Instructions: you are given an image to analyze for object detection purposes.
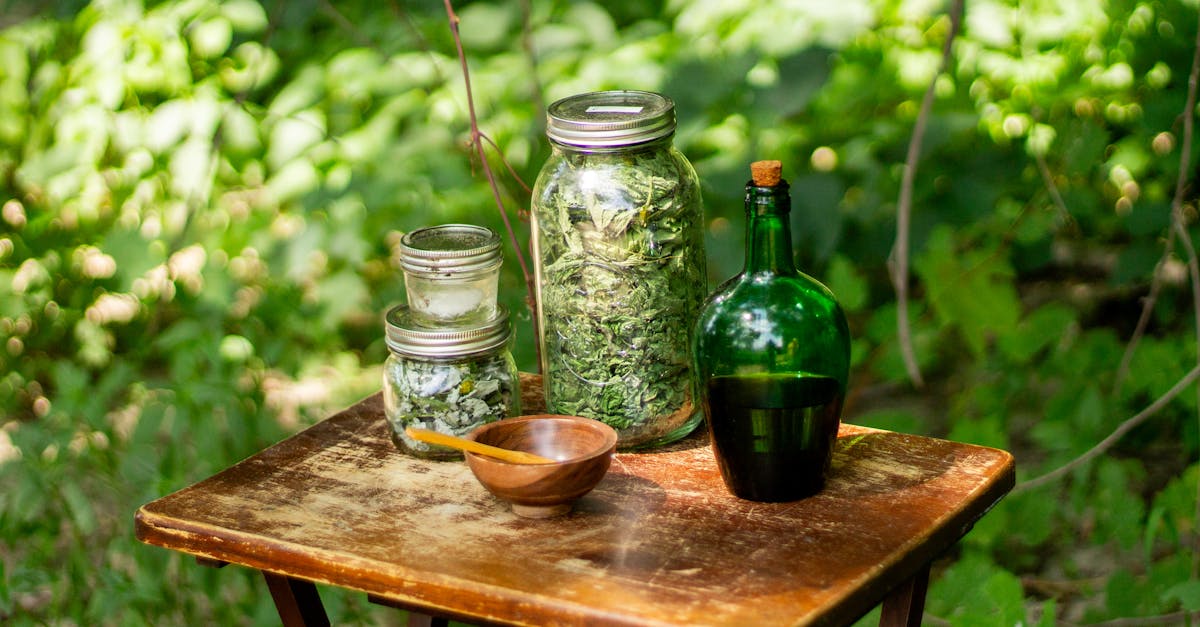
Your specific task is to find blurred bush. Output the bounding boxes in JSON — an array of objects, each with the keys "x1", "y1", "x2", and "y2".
[{"x1": 1, "y1": 0, "x2": 1199, "y2": 624}]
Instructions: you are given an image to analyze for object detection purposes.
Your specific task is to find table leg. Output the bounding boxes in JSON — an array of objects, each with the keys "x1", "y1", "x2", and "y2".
[
  {"x1": 262, "y1": 571, "x2": 331, "y2": 627},
  {"x1": 405, "y1": 613, "x2": 450, "y2": 627},
  {"x1": 368, "y1": 593, "x2": 449, "y2": 627},
  {"x1": 879, "y1": 562, "x2": 931, "y2": 627}
]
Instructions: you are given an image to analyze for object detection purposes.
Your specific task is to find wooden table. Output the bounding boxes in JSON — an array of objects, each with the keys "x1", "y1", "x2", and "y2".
[{"x1": 135, "y1": 375, "x2": 1013, "y2": 627}]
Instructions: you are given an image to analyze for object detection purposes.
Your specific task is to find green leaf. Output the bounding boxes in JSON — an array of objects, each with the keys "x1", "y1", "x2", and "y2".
[
  {"x1": 1091, "y1": 458, "x2": 1146, "y2": 550},
  {"x1": 914, "y1": 226, "x2": 1020, "y2": 358},
  {"x1": 221, "y1": 0, "x2": 268, "y2": 34},
  {"x1": 1112, "y1": 240, "x2": 1164, "y2": 286},
  {"x1": 61, "y1": 481, "x2": 97, "y2": 536},
  {"x1": 822, "y1": 255, "x2": 867, "y2": 312},
  {"x1": 267, "y1": 108, "x2": 325, "y2": 170},
  {"x1": 457, "y1": 2, "x2": 516, "y2": 52},
  {"x1": 852, "y1": 409, "x2": 923, "y2": 434},
  {"x1": 102, "y1": 229, "x2": 164, "y2": 290},
  {"x1": 565, "y1": 3, "x2": 617, "y2": 46},
  {"x1": 315, "y1": 270, "x2": 368, "y2": 324},
  {"x1": 946, "y1": 414, "x2": 1008, "y2": 450},
  {"x1": 1037, "y1": 598, "x2": 1057, "y2": 627},
  {"x1": 268, "y1": 66, "x2": 324, "y2": 118},
  {"x1": 997, "y1": 303, "x2": 1075, "y2": 364},
  {"x1": 188, "y1": 17, "x2": 232, "y2": 59},
  {"x1": 1124, "y1": 201, "x2": 1171, "y2": 236},
  {"x1": 1149, "y1": 463, "x2": 1198, "y2": 548},
  {"x1": 168, "y1": 138, "x2": 213, "y2": 198},
  {"x1": 146, "y1": 100, "x2": 191, "y2": 153},
  {"x1": 1104, "y1": 569, "x2": 1142, "y2": 617},
  {"x1": 265, "y1": 158, "x2": 320, "y2": 203},
  {"x1": 1164, "y1": 580, "x2": 1200, "y2": 611},
  {"x1": 928, "y1": 552, "x2": 1026, "y2": 627}
]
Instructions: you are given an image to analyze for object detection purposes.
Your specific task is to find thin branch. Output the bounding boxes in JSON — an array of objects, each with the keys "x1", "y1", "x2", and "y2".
[
  {"x1": 443, "y1": 0, "x2": 533, "y2": 284},
  {"x1": 1113, "y1": 235, "x2": 1174, "y2": 392},
  {"x1": 1074, "y1": 610, "x2": 1200, "y2": 627},
  {"x1": 1013, "y1": 363, "x2": 1200, "y2": 493},
  {"x1": 1034, "y1": 151, "x2": 1077, "y2": 233},
  {"x1": 442, "y1": 0, "x2": 541, "y2": 368},
  {"x1": 890, "y1": 0, "x2": 963, "y2": 389},
  {"x1": 1175, "y1": 5, "x2": 1200, "y2": 581},
  {"x1": 1118, "y1": 5, "x2": 1200, "y2": 394},
  {"x1": 481, "y1": 134, "x2": 532, "y2": 195}
]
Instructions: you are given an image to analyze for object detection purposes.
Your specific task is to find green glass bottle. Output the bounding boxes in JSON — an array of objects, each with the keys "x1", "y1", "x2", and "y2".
[{"x1": 692, "y1": 160, "x2": 851, "y2": 502}]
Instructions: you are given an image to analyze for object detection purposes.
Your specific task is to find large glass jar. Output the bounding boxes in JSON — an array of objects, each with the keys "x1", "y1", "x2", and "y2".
[
  {"x1": 382, "y1": 304, "x2": 521, "y2": 460},
  {"x1": 530, "y1": 90, "x2": 707, "y2": 449}
]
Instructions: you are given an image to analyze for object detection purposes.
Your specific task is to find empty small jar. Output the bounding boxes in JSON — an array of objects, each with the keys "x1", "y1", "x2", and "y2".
[{"x1": 400, "y1": 224, "x2": 503, "y2": 326}]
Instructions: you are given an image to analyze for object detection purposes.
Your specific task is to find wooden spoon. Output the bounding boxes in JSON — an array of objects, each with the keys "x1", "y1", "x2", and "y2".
[{"x1": 404, "y1": 427, "x2": 555, "y2": 464}]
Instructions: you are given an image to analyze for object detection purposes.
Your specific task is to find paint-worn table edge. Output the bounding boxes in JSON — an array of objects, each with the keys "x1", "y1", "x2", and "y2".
[{"x1": 134, "y1": 386, "x2": 1015, "y2": 627}]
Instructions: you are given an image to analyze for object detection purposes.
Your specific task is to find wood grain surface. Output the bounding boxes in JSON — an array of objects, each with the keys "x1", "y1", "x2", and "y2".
[{"x1": 135, "y1": 374, "x2": 1014, "y2": 626}]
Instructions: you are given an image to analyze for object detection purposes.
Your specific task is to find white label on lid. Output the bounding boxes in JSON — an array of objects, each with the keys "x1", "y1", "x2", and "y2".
[{"x1": 585, "y1": 105, "x2": 644, "y2": 114}]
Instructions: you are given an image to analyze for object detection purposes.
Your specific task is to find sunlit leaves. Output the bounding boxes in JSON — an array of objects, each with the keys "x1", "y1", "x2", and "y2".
[
  {"x1": 218, "y1": 41, "x2": 280, "y2": 93},
  {"x1": 1, "y1": 0, "x2": 1199, "y2": 624},
  {"x1": 671, "y1": 0, "x2": 874, "y2": 56},
  {"x1": 220, "y1": 0, "x2": 268, "y2": 34},
  {"x1": 188, "y1": 16, "x2": 232, "y2": 59},
  {"x1": 928, "y1": 552, "x2": 1027, "y2": 626},
  {"x1": 457, "y1": 2, "x2": 518, "y2": 52},
  {"x1": 914, "y1": 226, "x2": 1021, "y2": 358}
]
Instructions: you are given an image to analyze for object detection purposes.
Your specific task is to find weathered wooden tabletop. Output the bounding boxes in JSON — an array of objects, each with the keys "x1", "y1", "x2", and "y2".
[{"x1": 135, "y1": 375, "x2": 1014, "y2": 627}]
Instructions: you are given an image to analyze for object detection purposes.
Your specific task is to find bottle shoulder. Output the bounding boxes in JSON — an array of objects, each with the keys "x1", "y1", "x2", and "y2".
[{"x1": 700, "y1": 271, "x2": 844, "y2": 317}]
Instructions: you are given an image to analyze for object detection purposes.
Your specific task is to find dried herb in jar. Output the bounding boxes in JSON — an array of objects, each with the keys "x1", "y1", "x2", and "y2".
[
  {"x1": 384, "y1": 355, "x2": 517, "y2": 442},
  {"x1": 382, "y1": 304, "x2": 520, "y2": 459},
  {"x1": 534, "y1": 144, "x2": 706, "y2": 442}
]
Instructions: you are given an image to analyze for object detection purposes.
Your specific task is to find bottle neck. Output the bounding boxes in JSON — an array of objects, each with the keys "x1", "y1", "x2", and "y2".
[{"x1": 744, "y1": 182, "x2": 797, "y2": 275}]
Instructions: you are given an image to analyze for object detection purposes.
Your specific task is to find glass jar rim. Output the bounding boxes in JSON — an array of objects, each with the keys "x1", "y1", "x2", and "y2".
[
  {"x1": 546, "y1": 90, "x2": 676, "y2": 148},
  {"x1": 399, "y1": 224, "x2": 503, "y2": 276},
  {"x1": 385, "y1": 304, "x2": 511, "y2": 358}
]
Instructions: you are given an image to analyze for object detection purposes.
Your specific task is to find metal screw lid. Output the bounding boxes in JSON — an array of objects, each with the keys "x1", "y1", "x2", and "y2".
[
  {"x1": 545, "y1": 90, "x2": 676, "y2": 148},
  {"x1": 399, "y1": 224, "x2": 503, "y2": 277},
  {"x1": 385, "y1": 304, "x2": 512, "y2": 358}
]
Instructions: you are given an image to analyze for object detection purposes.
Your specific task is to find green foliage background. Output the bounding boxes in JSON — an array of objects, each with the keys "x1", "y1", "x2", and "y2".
[{"x1": 2, "y1": 0, "x2": 1200, "y2": 624}]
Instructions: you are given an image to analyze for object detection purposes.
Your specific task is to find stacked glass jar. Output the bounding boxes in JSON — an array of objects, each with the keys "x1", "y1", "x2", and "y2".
[{"x1": 382, "y1": 224, "x2": 521, "y2": 460}]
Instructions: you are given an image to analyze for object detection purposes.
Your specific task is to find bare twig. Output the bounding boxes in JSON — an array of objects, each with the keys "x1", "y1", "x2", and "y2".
[
  {"x1": 1113, "y1": 235, "x2": 1175, "y2": 392},
  {"x1": 1175, "y1": 6, "x2": 1200, "y2": 580},
  {"x1": 480, "y1": 134, "x2": 532, "y2": 195},
  {"x1": 1013, "y1": 363, "x2": 1200, "y2": 493},
  {"x1": 1034, "y1": 151, "x2": 1077, "y2": 232},
  {"x1": 1117, "y1": 6, "x2": 1200, "y2": 396},
  {"x1": 889, "y1": 0, "x2": 963, "y2": 389},
  {"x1": 1074, "y1": 610, "x2": 1200, "y2": 627},
  {"x1": 442, "y1": 0, "x2": 540, "y2": 368}
]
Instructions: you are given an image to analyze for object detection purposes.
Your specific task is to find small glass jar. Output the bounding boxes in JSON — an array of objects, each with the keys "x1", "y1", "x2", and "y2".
[
  {"x1": 399, "y1": 224, "x2": 503, "y2": 326},
  {"x1": 382, "y1": 304, "x2": 521, "y2": 460},
  {"x1": 530, "y1": 90, "x2": 707, "y2": 449}
]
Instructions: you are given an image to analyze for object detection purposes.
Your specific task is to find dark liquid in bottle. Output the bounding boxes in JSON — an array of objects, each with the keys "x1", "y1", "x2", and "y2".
[{"x1": 704, "y1": 373, "x2": 842, "y2": 502}]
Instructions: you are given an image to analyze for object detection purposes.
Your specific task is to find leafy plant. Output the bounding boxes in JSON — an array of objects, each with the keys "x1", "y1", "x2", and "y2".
[{"x1": 1, "y1": 0, "x2": 1199, "y2": 624}]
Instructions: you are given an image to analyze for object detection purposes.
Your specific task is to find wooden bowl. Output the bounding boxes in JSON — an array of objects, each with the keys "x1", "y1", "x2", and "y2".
[{"x1": 464, "y1": 415, "x2": 617, "y2": 518}]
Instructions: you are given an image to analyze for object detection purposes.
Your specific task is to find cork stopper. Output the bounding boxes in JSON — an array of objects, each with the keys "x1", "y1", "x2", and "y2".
[{"x1": 751, "y1": 160, "x2": 782, "y2": 186}]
